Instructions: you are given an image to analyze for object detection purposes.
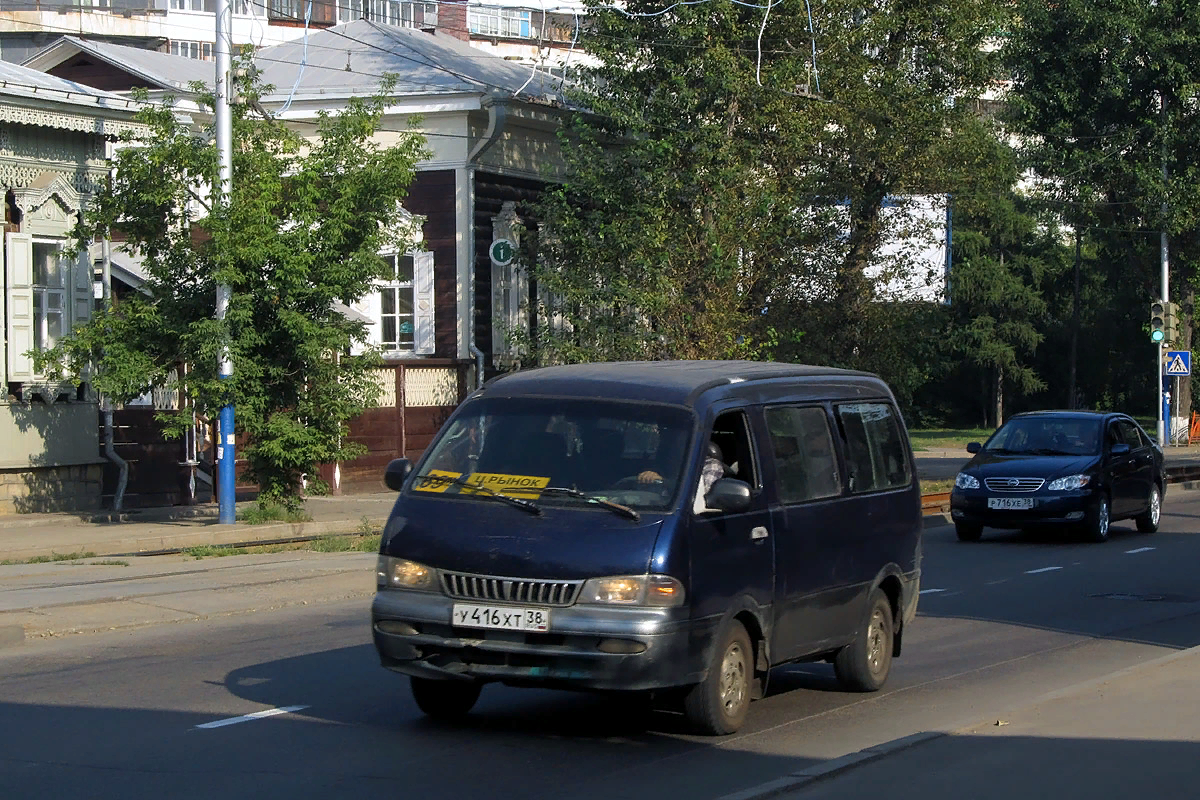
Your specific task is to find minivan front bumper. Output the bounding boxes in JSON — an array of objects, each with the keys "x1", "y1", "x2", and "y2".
[{"x1": 372, "y1": 590, "x2": 708, "y2": 692}]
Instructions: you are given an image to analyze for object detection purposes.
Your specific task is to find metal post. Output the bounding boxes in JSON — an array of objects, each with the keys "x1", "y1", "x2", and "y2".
[
  {"x1": 1069, "y1": 225, "x2": 1080, "y2": 408},
  {"x1": 1157, "y1": 95, "x2": 1170, "y2": 447},
  {"x1": 215, "y1": 0, "x2": 236, "y2": 524}
]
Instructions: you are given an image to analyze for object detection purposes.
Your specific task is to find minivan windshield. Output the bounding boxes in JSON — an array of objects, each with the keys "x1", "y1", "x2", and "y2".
[
  {"x1": 410, "y1": 397, "x2": 695, "y2": 512},
  {"x1": 984, "y1": 417, "x2": 1102, "y2": 457}
]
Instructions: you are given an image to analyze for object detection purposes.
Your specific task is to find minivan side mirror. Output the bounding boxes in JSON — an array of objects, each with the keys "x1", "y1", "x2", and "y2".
[
  {"x1": 384, "y1": 458, "x2": 412, "y2": 491},
  {"x1": 966, "y1": 442, "x2": 982, "y2": 454},
  {"x1": 706, "y1": 478, "x2": 752, "y2": 513}
]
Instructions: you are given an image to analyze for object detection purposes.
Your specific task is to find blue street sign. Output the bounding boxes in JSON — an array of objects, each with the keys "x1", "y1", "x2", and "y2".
[{"x1": 1164, "y1": 350, "x2": 1191, "y2": 376}]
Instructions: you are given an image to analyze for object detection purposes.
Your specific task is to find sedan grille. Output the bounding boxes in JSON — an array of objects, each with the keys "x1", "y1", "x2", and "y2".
[
  {"x1": 984, "y1": 477, "x2": 1045, "y2": 492},
  {"x1": 440, "y1": 571, "x2": 582, "y2": 607}
]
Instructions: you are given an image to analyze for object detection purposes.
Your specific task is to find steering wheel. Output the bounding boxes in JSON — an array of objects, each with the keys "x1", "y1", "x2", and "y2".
[{"x1": 614, "y1": 475, "x2": 662, "y2": 489}]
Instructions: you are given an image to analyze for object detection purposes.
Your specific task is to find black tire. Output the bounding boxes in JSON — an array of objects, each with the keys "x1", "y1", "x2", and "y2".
[
  {"x1": 683, "y1": 620, "x2": 753, "y2": 735},
  {"x1": 1135, "y1": 484, "x2": 1161, "y2": 533},
  {"x1": 955, "y1": 521, "x2": 983, "y2": 542},
  {"x1": 1084, "y1": 494, "x2": 1111, "y2": 543},
  {"x1": 411, "y1": 677, "x2": 482, "y2": 719},
  {"x1": 834, "y1": 589, "x2": 894, "y2": 692}
]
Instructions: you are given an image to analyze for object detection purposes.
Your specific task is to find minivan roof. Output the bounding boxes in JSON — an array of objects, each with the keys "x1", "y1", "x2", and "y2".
[{"x1": 479, "y1": 360, "x2": 878, "y2": 407}]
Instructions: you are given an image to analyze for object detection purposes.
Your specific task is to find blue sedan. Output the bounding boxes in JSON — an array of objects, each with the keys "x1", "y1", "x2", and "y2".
[{"x1": 949, "y1": 411, "x2": 1164, "y2": 543}]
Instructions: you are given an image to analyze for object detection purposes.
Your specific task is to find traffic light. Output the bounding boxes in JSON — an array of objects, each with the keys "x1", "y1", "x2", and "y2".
[
  {"x1": 1163, "y1": 301, "x2": 1179, "y2": 345},
  {"x1": 1151, "y1": 301, "x2": 1167, "y2": 343}
]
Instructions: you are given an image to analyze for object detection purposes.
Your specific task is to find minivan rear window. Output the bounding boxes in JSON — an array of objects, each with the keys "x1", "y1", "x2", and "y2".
[
  {"x1": 411, "y1": 397, "x2": 695, "y2": 510},
  {"x1": 836, "y1": 403, "x2": 911, "y2": 493},
  {"x1": 765, "y1": 406, "x2": 841, "y2": 503}
]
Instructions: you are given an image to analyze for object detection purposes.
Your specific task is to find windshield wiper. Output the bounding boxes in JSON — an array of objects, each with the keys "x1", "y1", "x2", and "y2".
[
  {"x1": 415, "y1": 473, "x2": 542, "y2": 515},
  {"x1": 540, "y1": 487, "x2": 641, "y2": 521},
  {"x1": 1031, "y1": 448, "x2": 1072, "y2": 456}
]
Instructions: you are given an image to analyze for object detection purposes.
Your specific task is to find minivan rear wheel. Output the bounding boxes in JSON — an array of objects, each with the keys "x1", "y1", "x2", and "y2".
[
  {"x1": 834, "y1": 589, "x2": 894, "y2": 692},
  {"x1": 411, "y1": 677, "x2": 482, "y2": 719},
  {"x1": 684, "y1": 620, "x2": 752, "y2": 735}
]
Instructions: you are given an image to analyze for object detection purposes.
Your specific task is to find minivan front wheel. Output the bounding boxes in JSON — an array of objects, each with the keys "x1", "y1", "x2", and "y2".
[
  {"x1": 411, "y1": 677, "x2": 482, "y2": 719},
  {"x1": 684, "y1": 620, "x2": 752, "y2": 735},
  {"x1": 834, "y1": 589, "x2": 894, "y2": 692}
]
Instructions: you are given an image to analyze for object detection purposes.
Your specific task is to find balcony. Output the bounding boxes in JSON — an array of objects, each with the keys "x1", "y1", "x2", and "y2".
[{"x1": 0, "y1": 0, "x2": 167, "y2": 13}]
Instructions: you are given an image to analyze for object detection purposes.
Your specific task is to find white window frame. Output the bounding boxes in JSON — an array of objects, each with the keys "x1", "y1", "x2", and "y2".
[
  {"x1": 469, "y1": 7, "x2": 532, "y2": 38},
  {"x1": 378, "y1": 252, "x2": 416, "y2": 353},
  {"x1": 375, "y1": 250, "x2": 435, "y2": 356},
  {"x1": 31, "y1": 239, "x2": 67, "y2": 358},
  {"x1": 170, "y1": 40, "x2": 214, "y2": 61}
]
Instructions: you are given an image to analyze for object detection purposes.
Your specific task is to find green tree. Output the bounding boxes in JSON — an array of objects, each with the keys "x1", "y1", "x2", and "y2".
[
  {"x1": 1004, "y1": 0, "x2": 1200, "y2": 420},
  {"x1": 38, "y1": 65, "x2": 428, "y2": 509},
  {"x1": 533, "y1": 0, "x2": 1010, "y2": 378}
]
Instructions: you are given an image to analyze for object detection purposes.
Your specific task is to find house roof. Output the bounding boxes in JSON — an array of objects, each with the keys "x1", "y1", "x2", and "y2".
[
  {"x1": 0, "y1": 58, "x2": 140, "y2": 113},
  {"x1": 20, "y1": 36, "x2": 212, "y2": 92},
  {"x1": 254, "y1": 19, "x2": 566, "y2": 105},
  {"x1": 21, "y1": 23, "x2": 568, "y2": 110}
]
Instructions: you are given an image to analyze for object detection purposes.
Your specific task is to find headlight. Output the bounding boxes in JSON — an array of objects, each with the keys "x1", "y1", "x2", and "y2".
[
  {"x1": 1048, "y1": 474, "x2": 1091, "y2": 491},
  {"x1": 577, "y1": 575, "x2": 685, "y2": 607},
  {"x1": 954, "y1": 472, "x2": 980, "y2": 490},
  {"x1": 376, "y1": 556, "x2": 438, "y2": 591}
]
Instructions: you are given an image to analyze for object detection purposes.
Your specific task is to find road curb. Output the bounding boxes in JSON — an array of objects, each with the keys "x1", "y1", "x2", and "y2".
[
  {"x1": 715, "y1": 732, "x2": 945, "y2": 800},
  {"x1": 0, "y1": 517, "x2": 388, "y2": 562}
]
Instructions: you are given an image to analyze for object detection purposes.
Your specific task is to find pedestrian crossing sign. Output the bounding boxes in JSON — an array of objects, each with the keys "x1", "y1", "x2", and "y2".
[{"x1": 1164, "y1": 350, "x2": 1191, "y2": 376}]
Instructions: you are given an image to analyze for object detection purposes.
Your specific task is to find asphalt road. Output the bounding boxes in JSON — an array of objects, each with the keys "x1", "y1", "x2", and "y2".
[{"x1": 3, "y1": 494, "x2": 1200, "y2": 800}]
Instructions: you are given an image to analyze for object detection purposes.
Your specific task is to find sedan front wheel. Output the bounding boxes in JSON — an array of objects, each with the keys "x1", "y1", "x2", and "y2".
[
  {"x1": 1084, "y1": 494, "x2": 1111, "y2": 543},
  {"x1": 1135, "y1": 485, "x2": 1161, "y2": 533}
]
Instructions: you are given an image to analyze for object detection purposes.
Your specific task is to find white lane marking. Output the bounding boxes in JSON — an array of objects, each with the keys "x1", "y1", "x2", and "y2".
[
  {"x1": 985, "y1": 579, "x2": 1009, "y2": 586},
  {"x1": 1125, "y1": 547, "x2": 1156, "y2": 554},
  {"x1": 1025, "y1": 566, "x2": 1063, "y2": 574},
  {"x1": 195, "y1": 705, "x2": 309, "y2": 730},
  {"x1": 919, "y1": 588, "x2": 947, "y2": 595}
]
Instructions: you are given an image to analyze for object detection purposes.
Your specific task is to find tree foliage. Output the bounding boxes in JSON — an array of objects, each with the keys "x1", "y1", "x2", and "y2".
[
  {"x1": 531, "y1": 0, "x2": 1010, "y2": 388},
  {"x1": 39, "y1": 63, "x2": 428, "y2": 507},
  {"x1": 1004, "y1": 0, "x2": 1200, "y2": 418}
]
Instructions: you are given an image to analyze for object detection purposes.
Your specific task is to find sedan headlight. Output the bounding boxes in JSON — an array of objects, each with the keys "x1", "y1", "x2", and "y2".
[
  {"x1": 376, "y1": 556, "x2": 438, "y2": 591},
  {"x1": 954, "y1": 472, "x2": 980, "y2": 490},
  {"x1": 1048, "y1": 474, "x2": 1091, "y2": 491},
  {"x1": 577, "y1": 575, "x2": 685, "y2": 607}
]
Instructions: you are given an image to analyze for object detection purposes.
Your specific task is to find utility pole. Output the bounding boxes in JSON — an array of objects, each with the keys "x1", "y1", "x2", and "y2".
[
  {"x1": 215, "y1": 0, "x2": 236, "y2": 524},
  {"x1": 1069, "y1": 224, "x2": 1080, "y2": 409},
  {"x1": 1157, "y1": 95, "x2": 1170, "y2": 448}
]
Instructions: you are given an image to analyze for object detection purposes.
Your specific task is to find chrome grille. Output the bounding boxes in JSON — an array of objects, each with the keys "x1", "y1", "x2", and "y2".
[
  {"x1": 984, "y1": 477, "x2": 1045, "y2": 492},
  {"x1": 440, "y1": 571, "x2": 582, "y2": 607}
]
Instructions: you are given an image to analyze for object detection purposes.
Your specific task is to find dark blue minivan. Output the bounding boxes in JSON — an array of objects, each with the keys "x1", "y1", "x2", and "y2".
[{"x1": 372, "y1": 361, "x2": 922, "y2": 734}]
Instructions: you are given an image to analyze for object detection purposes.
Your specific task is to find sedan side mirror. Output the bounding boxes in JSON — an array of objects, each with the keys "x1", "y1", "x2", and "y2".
[
  {"x1": 706, "y1": 478, "x2": 752, "y2": 513},
  {"x1": 966, "y1": 442, "x2": 982, "y2": 454},
  {"x1": 384, "y1": 458, "x2": 412, "y2": 491}
]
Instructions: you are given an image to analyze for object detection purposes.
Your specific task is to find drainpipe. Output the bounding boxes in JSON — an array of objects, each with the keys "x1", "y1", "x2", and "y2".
[
  {"x1": 100, "y1": 237, "x2": 128, "y2": 512},
  {"x1": 467, "y1": 165, "x2": 485, "y2": 390},
  {"x1": 465, "y1": 101, "x2": 509, "y2": 390}
]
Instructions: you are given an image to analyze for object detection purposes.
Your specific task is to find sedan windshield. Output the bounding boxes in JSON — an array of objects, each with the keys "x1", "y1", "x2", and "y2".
[
  {"x1": 985, "y1": 417, "x2": 1101, "y2": 456},
  {"x1": 410, "y1": 397, "x2": 694, "y2": 511}
]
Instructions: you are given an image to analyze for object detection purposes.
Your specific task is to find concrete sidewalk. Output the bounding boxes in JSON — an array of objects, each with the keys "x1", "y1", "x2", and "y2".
[
  {"x1": 723, "y1": 644, "x2": 1200, "y2": 800},
  {"x1": 0, "y1": 492, "x2": 397, "y2": 562}
]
